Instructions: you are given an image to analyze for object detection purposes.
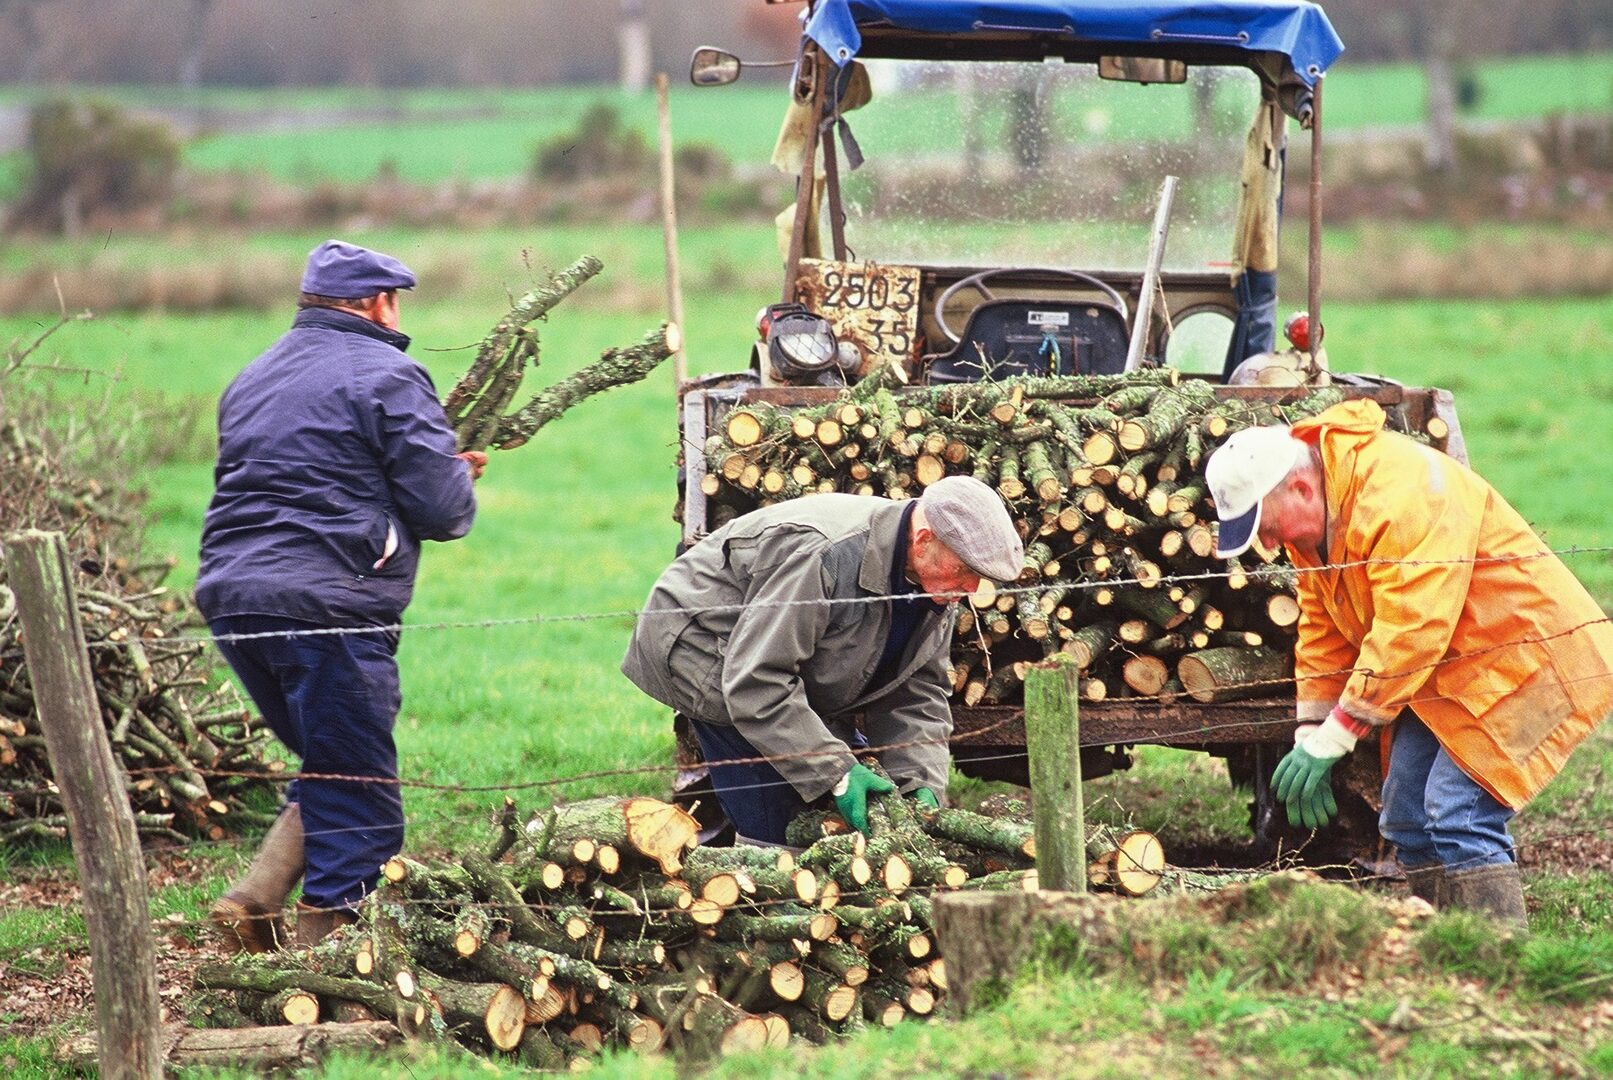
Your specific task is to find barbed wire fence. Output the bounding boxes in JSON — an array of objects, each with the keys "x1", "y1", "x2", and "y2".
[{"x1": 4, "y1": 528, "x2": 1613, "y2": 1066}]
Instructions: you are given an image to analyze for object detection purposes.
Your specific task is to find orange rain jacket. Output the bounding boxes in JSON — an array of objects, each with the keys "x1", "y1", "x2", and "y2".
[{"x1": 1284, "y1": 399, "x2": 1613, "y2": 809}]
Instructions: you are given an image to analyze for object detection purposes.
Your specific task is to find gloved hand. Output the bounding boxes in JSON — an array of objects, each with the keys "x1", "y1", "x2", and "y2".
[
  {"x1": 1272, "y1": 708, "x2": 1367, "y2": 830},
  {"x1": 832, "y1": 764, "x2": 896, "y2": 834},
  {"x1": 909, "y1": 787, "x2": 940, "y2": 810}
]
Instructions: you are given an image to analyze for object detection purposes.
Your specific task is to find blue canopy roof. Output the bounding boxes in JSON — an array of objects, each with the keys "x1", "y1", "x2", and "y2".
[{"x1": 805, "y1": 0, "x2": 1344, "y2": 86}]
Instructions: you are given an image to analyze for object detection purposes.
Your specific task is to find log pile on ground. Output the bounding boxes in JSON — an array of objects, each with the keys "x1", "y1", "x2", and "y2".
[
  {"x1": 1, "y1": 331, "x2": 278, "y2": 846},
  {"x1": 445, "y1": 255, "x2": 680, "y2": 453},
  {"x1": 191, "y1": 791, "x2": 1201, "y2": 1065},
  {"x1": 696, "y1": 369, "x2": 1356, "y2": 707}
]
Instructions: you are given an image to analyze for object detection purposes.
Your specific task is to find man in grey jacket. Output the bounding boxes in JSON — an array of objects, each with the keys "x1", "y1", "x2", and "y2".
[{"x1": 623, "y1": 476, "x2": 1022, "y2": 845}]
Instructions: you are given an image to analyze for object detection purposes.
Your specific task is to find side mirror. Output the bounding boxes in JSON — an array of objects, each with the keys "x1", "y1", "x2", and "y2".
[
  {"x1": 690, "y1": 47, "x2": 742, "y2": 87},
  {"x1": 1098, "y1": 56, "x2": 1188, "y2": 85}
]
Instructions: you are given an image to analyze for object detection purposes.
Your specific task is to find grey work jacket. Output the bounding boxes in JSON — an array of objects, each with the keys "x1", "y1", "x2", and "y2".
[{"x1": 622, "y1": 495, "x2": 955, "y2": 802}]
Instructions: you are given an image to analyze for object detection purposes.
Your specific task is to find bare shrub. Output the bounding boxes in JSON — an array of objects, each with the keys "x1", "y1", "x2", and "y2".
[
  {"x1": 531, "y1": 103, "x2": 650, "y2": 182},
  {"x1": 5, "y1": 99, "x2": 181, "y2": 236}
]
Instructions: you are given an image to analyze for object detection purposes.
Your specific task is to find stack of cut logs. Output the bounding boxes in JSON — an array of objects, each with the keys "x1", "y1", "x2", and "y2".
[
  {"x1": 0, "y1": 416, "x2": 279, "y2": 846},
  {"x1": 194, "y1": 792, "x2": 1180, "y2": 1065},
  {"x1": 697, "y1": 370, "x2": 1354, "y2": 707}
]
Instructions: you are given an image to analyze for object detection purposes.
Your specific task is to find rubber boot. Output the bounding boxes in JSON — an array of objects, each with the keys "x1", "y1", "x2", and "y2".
[
  {"x1": 1446, "y1": 863, "x2": 1528, "y2": 928},
  {"x1": 292, "y1": 901, "x2": 358, "y2": 948},
  {"x1": 1403, "y1": 864, "x2": 1448, "y2": 910},
  {"x1": 208, "y1": 803, "x2": 304, "y2": 953}
]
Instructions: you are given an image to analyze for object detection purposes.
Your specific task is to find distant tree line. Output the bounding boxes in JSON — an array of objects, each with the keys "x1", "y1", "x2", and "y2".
[
  {"x1": 0, "y1": 0, "x2": 1607, "y2": 89},
  {"x1": 0, "y1": 0, "x2": 799, "y2": 87}
]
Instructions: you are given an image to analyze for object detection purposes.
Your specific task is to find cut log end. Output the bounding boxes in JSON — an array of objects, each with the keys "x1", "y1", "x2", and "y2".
[
  {"x1": 486, "y1": 984, "x2": 528, "y2": 1052},
  {"x1": 1113, "y1": 830, "x2": 1166, "y2": 897}
]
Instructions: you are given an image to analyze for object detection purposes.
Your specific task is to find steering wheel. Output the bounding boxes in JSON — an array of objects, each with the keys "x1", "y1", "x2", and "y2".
[{"x1": 933, "y1": 267, "x2": 1129, "y2": 345}]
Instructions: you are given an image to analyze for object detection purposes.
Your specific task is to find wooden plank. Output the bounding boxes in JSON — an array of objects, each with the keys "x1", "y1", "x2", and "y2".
[
  {"x1": 3, "y1": 530, "x2": 162, "y2": 1080},
  {"x1": 951, "y1": 700, "x2": 1297, "y2": 748},
  {"x1": 681, "y1": 391, "x2": 711, "y2": 549},
  {"x1": 1023, "y1": 655, "x2": 1084, "y2": 893},
  {"x1": 60, "y1": 1021, "x2": 403, "y2": 1071}
]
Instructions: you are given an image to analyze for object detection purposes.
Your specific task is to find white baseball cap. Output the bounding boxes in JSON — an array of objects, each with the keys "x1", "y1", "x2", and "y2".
[{"x1": 1204, "y1": 426, "x2": 1307, "y2": 558}]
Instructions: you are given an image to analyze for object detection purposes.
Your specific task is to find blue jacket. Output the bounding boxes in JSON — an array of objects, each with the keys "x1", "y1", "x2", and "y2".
[{"x1": 196, "y1": 307, "x2": 476, "y2": 628}]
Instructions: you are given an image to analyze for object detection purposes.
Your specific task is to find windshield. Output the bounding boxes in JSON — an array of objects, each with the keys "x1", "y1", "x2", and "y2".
[{"x1": 836, "y1": 59, "x2": 1264, "y2": 273}]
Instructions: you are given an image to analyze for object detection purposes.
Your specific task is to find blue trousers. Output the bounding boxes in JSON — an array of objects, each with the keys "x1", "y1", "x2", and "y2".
[
  {"x1": 692, "y1": 720, "x2": 865, "y2": 845},
  {"x1": 1379, "y1": 712, "x2": 1516, "y2": 873},
  {"x1": 211, "y1": 615, "x2": 404, "y2": 910}
]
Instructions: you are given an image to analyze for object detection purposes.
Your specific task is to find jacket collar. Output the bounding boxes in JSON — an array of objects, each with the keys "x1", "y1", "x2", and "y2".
[
  {"x1": 1290, "y1": 398, "x2": 1385, "y2": 574},
  {"x1": 858, "y1": 500, "x2": 908, "y2": 594},
  {"x1": 292, "y1": 306, "x2": 412, "y2": 352}
]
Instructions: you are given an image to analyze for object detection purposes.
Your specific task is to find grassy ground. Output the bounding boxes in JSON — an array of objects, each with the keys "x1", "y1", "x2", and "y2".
[{"x1": 1, "y1": 216, "x2": 1611, "y2": 1075}]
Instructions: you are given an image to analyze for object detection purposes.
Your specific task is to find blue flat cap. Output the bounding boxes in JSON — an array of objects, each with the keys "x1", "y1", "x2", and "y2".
[{"x1": 300, "y1": 240, "x2": 417, "y2": 298}]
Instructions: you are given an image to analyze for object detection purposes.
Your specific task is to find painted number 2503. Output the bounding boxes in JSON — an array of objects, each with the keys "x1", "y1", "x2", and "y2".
[{"x1": 823, "y1": 269, "x2": 914, "y2": 312}]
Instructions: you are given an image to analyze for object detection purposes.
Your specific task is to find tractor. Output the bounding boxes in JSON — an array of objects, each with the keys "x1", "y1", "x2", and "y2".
[{"x1": 672, "y1": 0, "x2": 1464, "y2": 860}]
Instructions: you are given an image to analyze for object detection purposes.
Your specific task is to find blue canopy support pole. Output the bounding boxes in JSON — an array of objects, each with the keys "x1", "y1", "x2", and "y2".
[
  {"x1": 1305, "y1": 77, "x2": 1324, "y2": 362},
  {"x1": 784, "y1": 44, "x2": 828, "y2": 304}
]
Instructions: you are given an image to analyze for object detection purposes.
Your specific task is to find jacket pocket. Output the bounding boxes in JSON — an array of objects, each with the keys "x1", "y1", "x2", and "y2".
[
  {"x1": 1469, "y1": 643, "x2": 1574, "y2": 763},
  {"x1": 667, "y1": 619, "x2": 727, "y2": 721},
  {"x1": 370, "y1": 514, "x2": 399, "y2": 571}
]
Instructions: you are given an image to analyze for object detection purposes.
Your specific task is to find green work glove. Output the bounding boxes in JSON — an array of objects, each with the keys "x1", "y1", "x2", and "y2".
[
  {"x1": 1271, "y1": 710, "x2": 1362, "y2": 830},
  {"x1": 832, "y1": 764, "x2": 896, "y2": 835},
  {"x1": 910, "y1": 787, "x2": 941, "y2": 810},
  {"x1": 1271, "y1": 745, "x2": 1340, "y2": 829}
]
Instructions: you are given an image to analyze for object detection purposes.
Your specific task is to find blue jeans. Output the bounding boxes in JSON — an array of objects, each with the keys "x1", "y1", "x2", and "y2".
[
  {"x1": 211, "y1": 615, "x2": 404, "y2": 910},
  {"x1": 691, "y1": 720, "x2": 866, "y2": 845},
  {"x1": 1379, "y1": 712, "x2": 1515, "y2": 872}
]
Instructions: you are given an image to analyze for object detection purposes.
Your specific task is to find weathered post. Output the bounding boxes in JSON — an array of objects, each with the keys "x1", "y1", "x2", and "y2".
[
  {"x1": 1023, "y1": 653, "x2": 1085, "y2": 893},
  {"x1": 934, "y1": 654, "x2": 1093, "y2": 1014},
  {"x1": 3, "y1": 529, "x2": 163, "y2": 1080},
  {"x1": 654, "y1": 71, "x2": 689, "y2": 387}
]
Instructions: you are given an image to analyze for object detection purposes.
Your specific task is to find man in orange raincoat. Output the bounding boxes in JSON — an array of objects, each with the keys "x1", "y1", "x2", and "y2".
[{"x1": 1207, "y1": 399, "x2": 1613, "y2": 924}]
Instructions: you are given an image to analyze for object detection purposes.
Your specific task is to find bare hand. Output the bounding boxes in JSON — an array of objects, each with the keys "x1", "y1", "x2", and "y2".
[{"x1": 456, "y1": 450, "x2": 488, "y2": 481}]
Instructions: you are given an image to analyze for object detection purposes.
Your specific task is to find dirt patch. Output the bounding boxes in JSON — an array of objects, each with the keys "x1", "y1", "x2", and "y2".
[
  {"x1": 0, "y1": 851, "x2": 220, "y2": 1042},
  {"x1": 1520, "y1": 830, "x2": 1613, "y2": 876}
]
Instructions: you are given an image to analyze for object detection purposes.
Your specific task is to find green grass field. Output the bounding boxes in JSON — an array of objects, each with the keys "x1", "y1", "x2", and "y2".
[{"x1": 1, "y1": 50, "x2": 1609, "y2": 189}]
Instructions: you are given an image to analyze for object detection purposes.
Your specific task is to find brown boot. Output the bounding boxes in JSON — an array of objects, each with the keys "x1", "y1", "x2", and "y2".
[
  {"x1": 1446, "y1": 863, "x2": 1528, "y2": 928},
  {"x1": 1403, "y1": 864, "x2": 1449, "y2": 909},
  {"x1": 209, "y1": 803, "x2": 304, "y2": 954},
  {"x1": 292, "y1": 901, "x2": 358, "y2": 948}
]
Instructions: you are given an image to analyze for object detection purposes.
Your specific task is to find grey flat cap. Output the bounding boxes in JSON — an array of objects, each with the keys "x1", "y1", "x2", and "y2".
[{"x1": 920, "y1": 475, "x2": 1023, "y2": 582}]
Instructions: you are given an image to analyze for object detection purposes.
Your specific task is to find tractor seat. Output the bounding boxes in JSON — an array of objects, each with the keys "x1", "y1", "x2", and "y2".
[{"x1": 923, "y1": 299, "x2": 1130, "y2": 384}]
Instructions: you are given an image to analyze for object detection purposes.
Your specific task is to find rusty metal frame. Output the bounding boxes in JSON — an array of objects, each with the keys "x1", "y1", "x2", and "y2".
[{"x1": 783, "y1": 42, "x2": 829, "y2": 304}]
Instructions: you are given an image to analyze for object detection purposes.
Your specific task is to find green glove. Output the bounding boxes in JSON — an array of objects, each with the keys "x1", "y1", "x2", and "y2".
[
  {"x1": 832, "y1": 764, "x2": 896, "y2": 834},
  {"x1": 1272, "y1": 709, "x2": 1364, "y2": 830},
  {"x1": 910, "y1": 787, "x2": 941, "y2": 810},
  {"x1": 1271, "y1": 745, "x2": 1340, "y2": 830}
]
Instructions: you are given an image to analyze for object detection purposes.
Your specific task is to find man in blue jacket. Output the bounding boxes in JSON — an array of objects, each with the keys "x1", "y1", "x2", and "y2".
[{"x1": 199, "y1": 240, "x2": 483, "y2": 950}]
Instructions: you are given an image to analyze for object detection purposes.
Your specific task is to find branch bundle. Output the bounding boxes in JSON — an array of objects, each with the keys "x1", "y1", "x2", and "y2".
[
  {"x1": 697, "y1": 370, "x2": 1356, "y2": 706},
  {"x1": 446, "y1": 255, "x2": 681, "y2": 452},
  {"x1": 1, "y1": 397, "x2": 277, "y2": 847}
]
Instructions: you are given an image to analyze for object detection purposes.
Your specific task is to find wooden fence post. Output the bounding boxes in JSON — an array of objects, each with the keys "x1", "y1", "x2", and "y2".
[
  {"x1": 3, "y1": 529, "x2": 163, "y2": 1080},
  {"x1": 655, "y1": 71, "x2": 688, "y2": 387},
  {"x1": 1023, "y1": 653, "x2": 1085, "y2": 893}
]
